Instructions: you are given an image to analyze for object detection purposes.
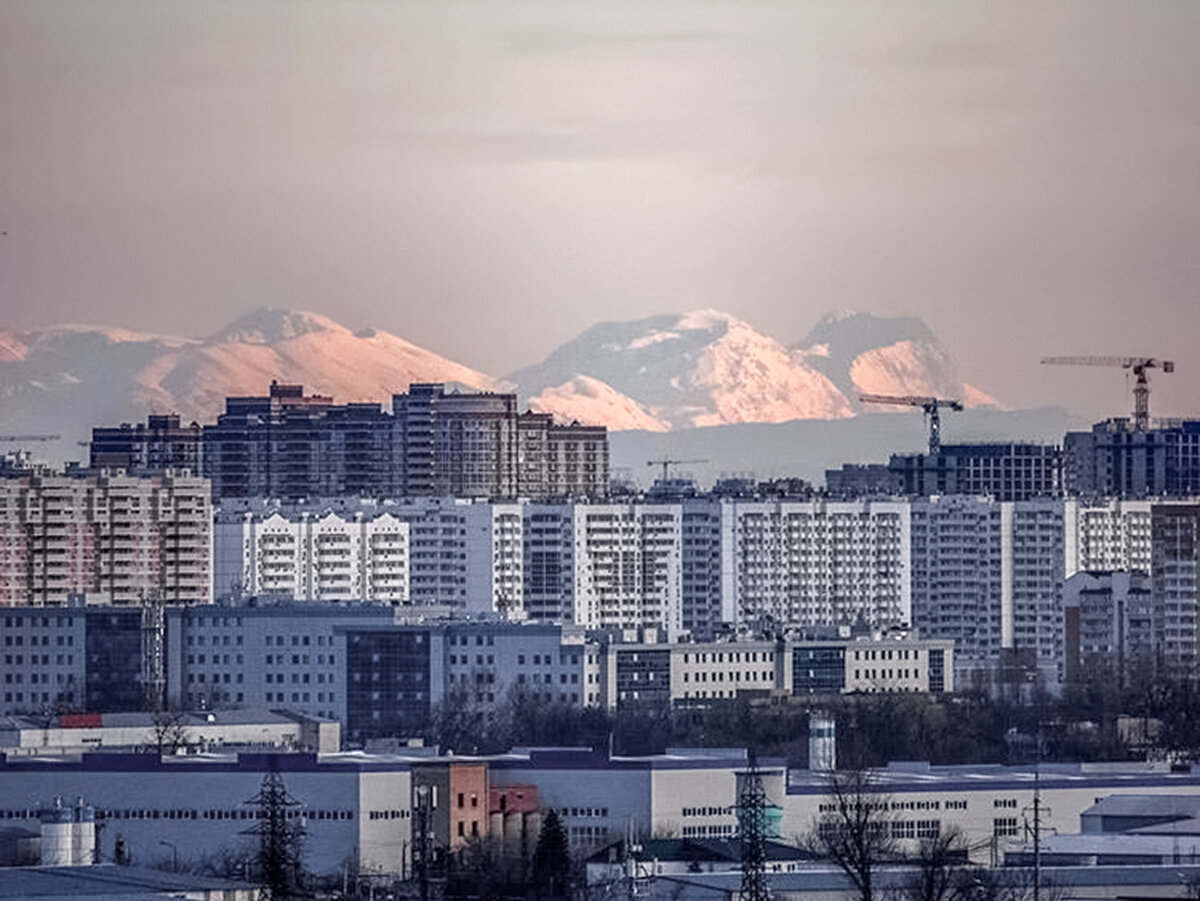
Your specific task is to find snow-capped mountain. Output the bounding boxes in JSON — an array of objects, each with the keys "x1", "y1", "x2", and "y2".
[
  {"x1": 0, "y1": 306, "x2": 1000, "y2": 461},
  {"x1": 509, "y1": 309, "x2": 854, "y2": 430},
  {"x1": 795, "y1": 310, "x2": 999, "y2": 411},
  {"x1": 508, "y1": 308, "x2": 995, "y2": 430},
  {"x1": 527, "y1": 375, "x2": 670, "y2": 432},
  {"x1": 0, "y1": 308, "x2": 496, "y2": 456}
]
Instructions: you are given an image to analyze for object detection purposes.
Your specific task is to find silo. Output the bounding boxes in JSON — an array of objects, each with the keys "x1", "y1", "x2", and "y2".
[
  {"x1": 808, "y1": 714, "x2": 836, "y2": 772},
  {"x1": 39, "y1": 799, "x2": 74, "y2": 866},
  {"x1": 71, "y1": 799, "x2": 95, "y2": 866}
]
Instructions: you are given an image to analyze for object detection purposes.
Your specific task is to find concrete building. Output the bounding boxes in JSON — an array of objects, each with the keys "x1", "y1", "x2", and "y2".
[
  {"x1": 596, "y1": 631, "x2": 953, "y2": 709},
  {"x1": 342, "y1": 620, "x2": 600, "y2": 745},
  {"x1": 0, "y1": 751, "x2": 414, "y2": 877},
  {"x1": 89, "y1": 414, "x2": 203, "y2": 476},
  {"x1": 1150, "y1": 503, "x2": 1200, "y2": 676},
  {"x1": 1063, "y1": 570, "x2": 1155, "y2": 685},
  {"x1": 522, "y1": 502, "x2": 686, "y2": 637},
  {"x1": 0, "y1": 472, "x2": 211, "y2": 607},
  {"x1": 720, "y1": 499, "x2": 910, "y2": 632},
  {"x1": 1, "y1": 606, "x2": 142, "y2": 716},
  {"x1": 1065, "y1": 418, "x2": 1200, "y2": 499},
  {"x1": 198, "y1": 382, "x2": 610, "y2": 503},
  {"x1": 165, "y1": 602, "x2": 397, "y2": 719},
  {"x1": 887, "y1": 443, "x2": 1063, "y2": 502},
  {"x1": 214, "y1": 502, "x2": 409, "y2": 603},
  {"x1": 782, "y1": 759, "x2": 1200, "y2": 867},
  {"x1": 488, "y1": 747, "x2": 767, "y2": 853},
  {"x1": 1065, "y1": 498, "x2": 1154, "y2": 575},
  {"x1": 0, "y1": 709, "x2": 340, "y2": 757},
  {"x1": 909, "y1": 497, "x2": 1066, "y2": 689}
]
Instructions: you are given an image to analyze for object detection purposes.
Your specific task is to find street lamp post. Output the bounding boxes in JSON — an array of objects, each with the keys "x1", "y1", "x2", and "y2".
[{"x1": 159, "y1": 840, "x2": 178, "y2": 872}]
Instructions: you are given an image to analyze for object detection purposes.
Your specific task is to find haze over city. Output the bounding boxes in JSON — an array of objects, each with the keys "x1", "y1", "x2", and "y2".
[{"x1": 2, "y1": 0, "x2": 1199, "y2": 423}]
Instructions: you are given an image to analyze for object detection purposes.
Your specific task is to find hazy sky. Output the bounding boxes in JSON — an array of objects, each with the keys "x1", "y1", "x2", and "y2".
[{"x1": 1, "y1": 0, "x2": 1198, "y2": 418}]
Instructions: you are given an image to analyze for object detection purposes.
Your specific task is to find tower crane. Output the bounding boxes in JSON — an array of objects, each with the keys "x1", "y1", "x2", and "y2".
[
  {"x1": 859, "y1": 394, "x2": 963, "y2": 455},
  {"x1": 646, "y1": 458, "x2": 708, "y2": 481},
  {"x1": 1041, "y1": 356, "x2": 1174, "y2": 431},
  {"x1": 0, "y1": 434, "x2": 59, "y2": 443}
]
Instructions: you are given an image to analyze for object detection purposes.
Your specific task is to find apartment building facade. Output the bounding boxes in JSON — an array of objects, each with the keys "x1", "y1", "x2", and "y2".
[
  {"x1": 192, "y1": 382, "x2": 610, "y2": 502},
  {"x1": 1065, "y1": 418, "x2": 1200, "y2": 498},
  {"x1": 0, "y1": 473, "x2": 211, "y2": 607},
  {"x1": 213, "y1": 503, "x2": 409, "y2": 603}
]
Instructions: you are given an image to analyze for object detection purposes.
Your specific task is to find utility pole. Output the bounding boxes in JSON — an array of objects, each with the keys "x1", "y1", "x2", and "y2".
[
  {"x1": 737, "y1": 750, "x2": 771, "y2": 901},
  {"x1": 413, "y1": 784, "x2": 432, "y2": 901},
  {"x1": 242, "y1": 765, "x2": 306, "y2": 901},
  {"x1": 139, "y1": 588, "x2": 166, "y2": 712}
]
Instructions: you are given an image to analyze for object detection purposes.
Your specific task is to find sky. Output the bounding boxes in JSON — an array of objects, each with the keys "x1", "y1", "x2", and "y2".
[{"x1": 1, "y1": 0, "x2": 1198, "y2": 419}]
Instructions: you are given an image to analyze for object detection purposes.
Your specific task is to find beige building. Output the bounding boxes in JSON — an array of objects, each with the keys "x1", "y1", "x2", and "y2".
[
  {"x1": 0, "y1": 473, "x2": 211, "y2": 606},
  {"x1": 596, "y1": 631, "x2": 954, "y2": 710}
]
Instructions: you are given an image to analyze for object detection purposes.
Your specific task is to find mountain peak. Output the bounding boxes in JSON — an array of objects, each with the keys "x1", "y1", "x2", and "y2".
[{"x1": 205, "y1": 307, "x2": 345, "y2": 346}]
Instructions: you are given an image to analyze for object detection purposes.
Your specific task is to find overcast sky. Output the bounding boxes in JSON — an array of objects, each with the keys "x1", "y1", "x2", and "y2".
[{"x1": 1, "y1": 0, "x2": 1197, "y2": 418}]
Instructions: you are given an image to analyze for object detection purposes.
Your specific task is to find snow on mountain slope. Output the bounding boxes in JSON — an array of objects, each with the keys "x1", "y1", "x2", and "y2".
[
  {"x1": 146, "y1": 308, "x2": 499, "y2": 419},
  {"x1": 849, "y1": 339, "x2": 957, "y2": 398},
  {"x1": 528, "y1": 375, "x2": 670, "y2": 432},
  {"x1": 510, "y1": 309, "x2": 852, "y2": 429},
  {"x1": 0, "y1": 330, "x2": 27, "y2": 362},
  {"x1": 0, "y1": 309, "x2": 498, "y2": 453},
  {"x1": 795, "y1": 311, "x2": 996, "y2": 409}
]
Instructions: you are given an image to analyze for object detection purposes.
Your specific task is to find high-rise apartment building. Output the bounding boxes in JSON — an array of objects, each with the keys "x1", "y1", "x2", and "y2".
[
  {"x1": 1064, "y1": 419, "x2": 1200, "y2": 498},
  {"x1": 89, "y1": 414, "x2": 202, "y2": 475},
  {"x1": 909, "y1": 497, "x2": 1066, "y2": 686},
  {"x1": 213, "y1": 502, "x2": 409, "y2": 603},
  {"x1": 0, "y1": 473, "x2": 211, "y2": 606},
  {"x1": 1150, "y1": 503, "x2": 1200, "y2": 675},
  {"x1": 187, "y1": 382, "x2": 611, "y2": 501},
  {"x1": 888, "y1": 443, "x2": 1062, "y2": 501},
  {"x1": 719, "y1": 499, "x2": 910, "y2": 631}
]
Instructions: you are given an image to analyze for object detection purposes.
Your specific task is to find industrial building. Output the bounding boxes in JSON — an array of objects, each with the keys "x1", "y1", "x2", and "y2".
[
  {"x1": 0, "y1": 709, "x2": 340, "y2": 756},
  {"x1": 0, "y1": 751, "x2": 414, "y2": 877}
]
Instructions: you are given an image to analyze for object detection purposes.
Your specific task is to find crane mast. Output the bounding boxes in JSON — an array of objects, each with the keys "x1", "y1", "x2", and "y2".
[
  {"x1": 1041, "y1": 356, "x2": 1174, "y2": 431},
  {"x1": 859, "y1": 394, "x2": 964, "y2": 455}
]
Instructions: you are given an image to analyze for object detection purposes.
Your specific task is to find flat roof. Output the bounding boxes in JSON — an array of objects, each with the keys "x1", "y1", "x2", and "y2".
[{"x1": 787, "y1": 761, "x2": 1200, "y2": 795}]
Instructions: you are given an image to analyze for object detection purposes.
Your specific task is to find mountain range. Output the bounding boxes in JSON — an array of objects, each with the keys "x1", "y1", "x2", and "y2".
[{"x1": 0, "y1": 306, "x2": 1015, "y2": 474}]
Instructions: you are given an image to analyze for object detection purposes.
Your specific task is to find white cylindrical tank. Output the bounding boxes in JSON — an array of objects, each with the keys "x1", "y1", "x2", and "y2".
[
  {"x1": 809, "y1": 714, "x2": 836, "y2": 772},
  {"x1": 39, "y1": 800, "x2": 74, "y2": 867}
]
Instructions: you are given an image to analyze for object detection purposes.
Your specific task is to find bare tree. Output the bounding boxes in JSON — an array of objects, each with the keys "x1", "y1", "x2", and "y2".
[
  {"x1": 899, "y1": 826, "x2": 974, "y2": 901},
  {"x1": 806, "y1": 768, "x2": 896, "y2": 901},
  {"x1": 145, "y1": 706, "x2": 192, "y2": 755},
  {"x1": 959, "y1": 865, "x2": 1070, "y2": 901}
]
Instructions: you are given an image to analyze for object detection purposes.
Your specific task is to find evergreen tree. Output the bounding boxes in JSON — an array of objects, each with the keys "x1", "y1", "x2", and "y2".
[{"x1": 530, "y1": 809, "x2": 571, "y2": 900}]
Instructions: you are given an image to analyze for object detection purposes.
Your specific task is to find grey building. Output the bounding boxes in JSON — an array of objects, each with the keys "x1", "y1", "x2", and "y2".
[
  {"x1": 888, "y1": 442, "x2": 1062, "y2": 501},
  {"x1": 89, "y1": 413, "x2": 203, "y2": 476},
  {"x1": 1, "y1": 606, "x2": 141, "y2": 716},
  {"x1": 1065, "y1": 418, "x2": 1200, "y2": 498},
  {"x1": 197, "y1": 381, "x2": 609, "y2": 501}
]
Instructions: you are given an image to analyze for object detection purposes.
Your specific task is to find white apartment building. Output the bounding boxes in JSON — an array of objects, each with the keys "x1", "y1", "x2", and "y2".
[
  {"x1": 522, "y1": 503, "x2": 685, "y2": 636},
  {"x1": 909, "y1": 497, "x2": 1066, "y2": 687},
  {"x1": 214, "y1": 504, "x2": 409, "y2": 603},
  {"x1": 1065, "y1": 498, "x2": 1153, "y2": 576},
  {"x1": 0, "y1": 473, "x2": 211, "y2": 606},
  {"x1": 464, "y1": 502, "x2": 525, "y2": 619},
  {"x1": 720, "y1": 500, "x2": 910, "y2": 630}
]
